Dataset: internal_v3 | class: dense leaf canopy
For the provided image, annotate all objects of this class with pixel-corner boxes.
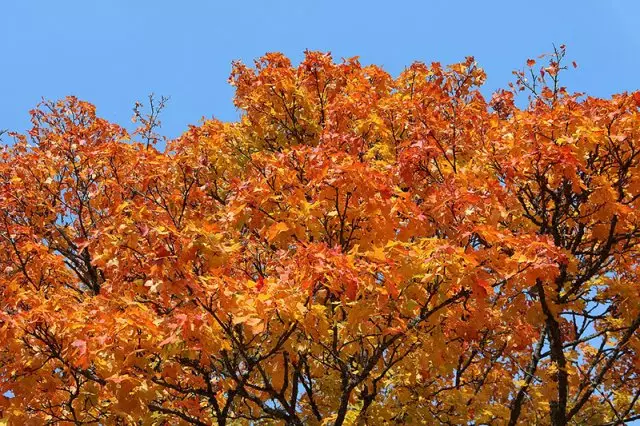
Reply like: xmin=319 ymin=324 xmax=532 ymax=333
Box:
xmin=1 ymin=48 xmax=640 ymax=425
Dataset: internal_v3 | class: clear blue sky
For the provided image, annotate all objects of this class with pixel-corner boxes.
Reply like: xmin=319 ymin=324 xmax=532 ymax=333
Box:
xmin=1 ymin=0 xmax=639 ymax=139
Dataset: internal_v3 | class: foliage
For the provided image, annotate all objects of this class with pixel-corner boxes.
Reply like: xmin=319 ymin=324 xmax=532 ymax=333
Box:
xmin=1 ymin=47 xmax=640 ymax=425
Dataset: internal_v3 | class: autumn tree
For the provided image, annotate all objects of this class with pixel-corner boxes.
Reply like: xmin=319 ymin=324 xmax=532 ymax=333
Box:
xmin=1 ymin=47 xmax=640 ymax=425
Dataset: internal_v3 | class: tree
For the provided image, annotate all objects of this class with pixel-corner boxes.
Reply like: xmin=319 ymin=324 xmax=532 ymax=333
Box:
xmin=1 ymin=47 xmax=640 ymax=425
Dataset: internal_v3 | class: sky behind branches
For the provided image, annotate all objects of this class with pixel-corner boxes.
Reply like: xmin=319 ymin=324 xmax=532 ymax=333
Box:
xmin=1 ymin=0 xmax=639 ymax=139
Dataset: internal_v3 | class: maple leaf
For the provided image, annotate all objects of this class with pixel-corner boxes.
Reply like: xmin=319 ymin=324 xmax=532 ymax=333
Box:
xmin=71 ymin=339 xmax=90 ymax=368
xmin=265 ymin=222 xmax=290 ymax=241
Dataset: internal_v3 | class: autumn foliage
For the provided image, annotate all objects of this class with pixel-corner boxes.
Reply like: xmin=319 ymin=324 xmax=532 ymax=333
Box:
xmin=2 ymin=47 xmax=640 ymax=425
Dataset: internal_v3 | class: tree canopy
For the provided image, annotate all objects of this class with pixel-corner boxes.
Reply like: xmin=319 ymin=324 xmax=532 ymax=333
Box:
xmin=1 ymin=47 xmax=640 ymax=425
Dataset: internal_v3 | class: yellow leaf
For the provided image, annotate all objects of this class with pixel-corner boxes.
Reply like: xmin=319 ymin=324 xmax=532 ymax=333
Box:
xmin=367 ymin=246 xmax=386 ymax=262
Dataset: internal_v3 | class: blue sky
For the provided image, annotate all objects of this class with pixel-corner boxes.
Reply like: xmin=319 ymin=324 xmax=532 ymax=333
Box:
xmin=1 ymin=0 xmax=639 ymax=139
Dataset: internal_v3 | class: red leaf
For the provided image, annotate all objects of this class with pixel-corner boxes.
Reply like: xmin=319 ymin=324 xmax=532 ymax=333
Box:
xmin=256 ymin=276 xmax=265 ymax=292
xmin=474 ymin=278 xmax=490 ymax=297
